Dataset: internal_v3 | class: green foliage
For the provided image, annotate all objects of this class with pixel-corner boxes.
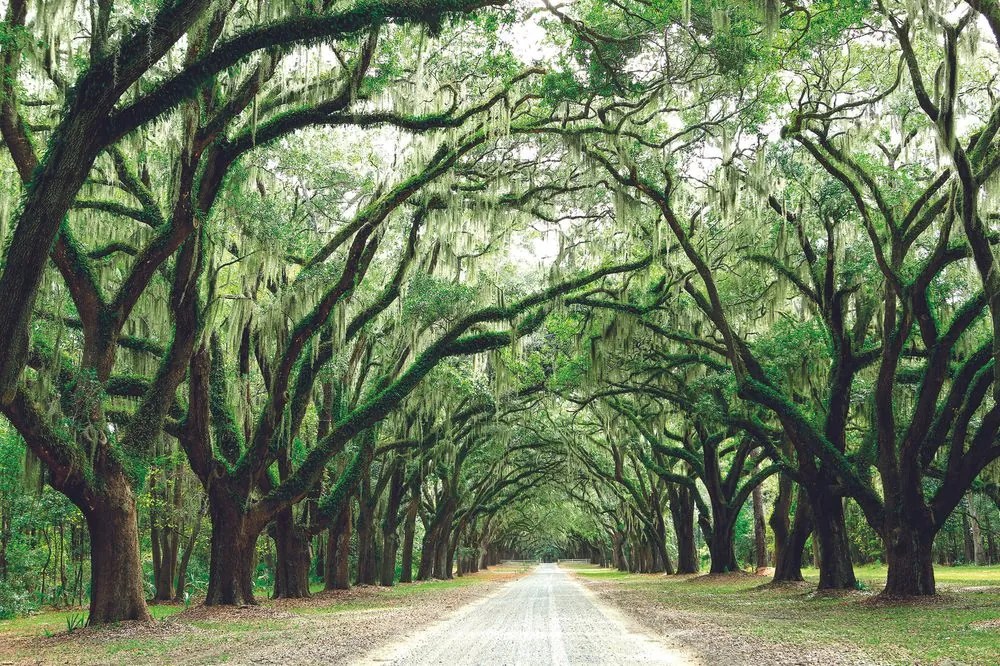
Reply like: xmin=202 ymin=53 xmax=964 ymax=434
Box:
xmin=845 ymin=499 xmax=883 ymax=564
xmin=402 ymin=273 xmax=476 ymax=327
xmin=0 ymin=429 xmax=88 ymax=618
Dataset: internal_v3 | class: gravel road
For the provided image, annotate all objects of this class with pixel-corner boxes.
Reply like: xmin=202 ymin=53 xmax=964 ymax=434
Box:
xmin=362 ymin=563 xmax=694 ymax=665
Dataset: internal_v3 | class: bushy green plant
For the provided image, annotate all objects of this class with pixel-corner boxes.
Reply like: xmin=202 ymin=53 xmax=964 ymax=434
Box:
xmin=0 ymin=585 xmax=37 ymax=620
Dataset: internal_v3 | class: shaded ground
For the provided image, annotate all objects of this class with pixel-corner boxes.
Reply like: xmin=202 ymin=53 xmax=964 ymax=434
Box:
xmin=0 ymin=564 xmax=528 ymax=665
xmin=569 ymin=563 xmax=1000 ymax=666
xmin=364 ymin=563 xmax=693 ymax=665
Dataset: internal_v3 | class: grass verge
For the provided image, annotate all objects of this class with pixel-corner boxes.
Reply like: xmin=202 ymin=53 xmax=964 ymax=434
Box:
xmin=571 ymin=563 xmax=1000 ymax=665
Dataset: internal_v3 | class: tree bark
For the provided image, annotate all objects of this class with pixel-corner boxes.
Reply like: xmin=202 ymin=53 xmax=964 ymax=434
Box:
xmin=205 ymin=493 xmax=257 ymax=606
xmin=962 ymin=511 xmax=975 ymax=563
xmin=150 ymin=462 xmax=181 ymax=602
xmin=445 ymin=521 xmax=463 ymax=579
xmin=325 ymin=505 xmax=352 ymax=591
xmin=379 ymin=466 xmax=405 ymax=586
xmin=419 ymin=505 xmax=453 ymax=580
xmin=417 ymin=522 xmax=438 ymax=580
xmin=707 ymin=517 xmax=739 ymax=574
xmin=650 ymin=502 xmax=674 ymax=574
xmin=84 ymin=473 xmax=152 ymax=623
xmin=968 ymin=492 xmax=985 ymax=565
xmin=752 ymin=485 xmax=767 ymax=570
xmin=883 ymin=518 xmax=935 ymax=596
xmin=271 ymin=507 xmax=311 ymax=599
xmin=399 ymin=490 xmax=419 ymax=583
xmin=355 ymin=488 xmax=378 ymax=586
xmin=669 ymin=485 xmax=699 ymax=574
xmin=433 ymin=519 xmax=453 ymax=579
xmin=314 ymin=534 xmax=325 ymax=579
xmin=771 ymin=485 xmax=810 ymax=583
xmin=810 ymin=490 xmax=856 ymax=590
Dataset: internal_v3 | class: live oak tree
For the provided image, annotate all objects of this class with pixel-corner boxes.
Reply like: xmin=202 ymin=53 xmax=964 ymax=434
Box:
xmin=3 ymin=0 xmax=1000 ymax=627
xmin=560 ymin=0 xmax=1000 ymax=595
xmin=172 ymin=103 xmax=655 ymax=602
xmin=0 ymin=0 xmax=520 ymax=623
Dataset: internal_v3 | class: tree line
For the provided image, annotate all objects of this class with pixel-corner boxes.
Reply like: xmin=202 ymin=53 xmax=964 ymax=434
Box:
xmin=1 ymin=0 xmax=1000 ymax=626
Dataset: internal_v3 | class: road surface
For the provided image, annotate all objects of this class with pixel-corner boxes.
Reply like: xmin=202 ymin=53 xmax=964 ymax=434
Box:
xmin=361 ymin=563 xmax=694 ymax=665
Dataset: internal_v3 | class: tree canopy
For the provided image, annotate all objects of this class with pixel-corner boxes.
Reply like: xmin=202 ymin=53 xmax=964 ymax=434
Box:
xmin=2 ymin=0 xmax=1000 ymax=630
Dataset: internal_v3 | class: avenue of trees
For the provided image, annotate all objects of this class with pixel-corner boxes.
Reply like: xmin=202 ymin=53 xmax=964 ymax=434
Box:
xmin=2 ymin=0 xmax=1000 ymax=627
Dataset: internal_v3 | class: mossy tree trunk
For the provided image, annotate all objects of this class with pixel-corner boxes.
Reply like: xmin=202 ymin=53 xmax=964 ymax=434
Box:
xmin=204 ymin=482 xmax=260 ymax=606
xmin=85 ymin=471 xmax=152 ymax=624
xmin=271 ymin=507 xmax=312 ymax=599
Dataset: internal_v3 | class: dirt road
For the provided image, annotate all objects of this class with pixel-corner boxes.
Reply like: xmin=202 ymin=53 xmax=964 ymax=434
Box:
xmin=362 ymin=563 xmax=694 ymax=665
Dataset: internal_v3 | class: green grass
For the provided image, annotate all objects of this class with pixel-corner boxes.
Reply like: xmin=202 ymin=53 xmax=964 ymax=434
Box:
xmin=801 ymin=563 xmax=1000 ymax=589
xmin=296 ymin=576 xmax=481 ymax=614
xmin=572 ymin=564 xmax=1000 ymax=665
xmin=0 ymin=603 xmax=183 ymax=635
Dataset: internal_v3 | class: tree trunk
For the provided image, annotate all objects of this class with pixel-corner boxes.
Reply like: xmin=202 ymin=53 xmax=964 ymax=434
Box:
xmin=417 ymin=529 xmax=436 ymax=580
xmin=153 ymin=529 xmax=178 ymax=601
xmin=752 ymin=485 xmax=767 ymax=570
xmin=271 ymin=507 xmax=311 ymax=599
xmin=325 ymin=505 xmax=352 ymax=591
xmin=479 ymin=536 xmax=491 ymax=570
xmin=434 ymin=523 xmax=452 ymax=579
xmin=380 ymin=466 xmax=405 ymax=587
xmin=986 ymin=512 xmax=998 ymax=564
xmin=650 ymin=507 xmax=674 ymax=574
xmin=883 ymin=519 xmax=936 ymax=596
xmin=418 ymin=514 xmax=443 ymax=580
xmin=149 ymin=466 xmax=176 ymax=602
xmin=355 ymin=495 xmax=377 ymax=586
xmin=205 ymin=494 xmax=257 ymax=606
xmin=968 ymin=492 xmax=985 ymax=565
xmin=400 ymin=491 xmax=418 ymax=583
xmin=151 ymin=509 xmax=163 ymax=599
xmin=613 ymin=532 xmax=627 ymax=571
xmin=84 ymin=474 xmax=152 ymax=624
xmin=962 ymin=511 xmax=976 ymax=563
xmin=669 ymin=485 xmax=699 ymax=574
xmin=707 ymin=516 xmax=739 ymax=574
xmin=445 ymin=523 xmax=462 ymax=579
xmin=810 ymin=490 xmax=856 ymax=590
xmin=314 ymin=534 xmax=325 ymax=579
xmin=772 ymin=486 xmax=810 ymax=583
xmin=174 ymin=497 xmax=206 ymax=602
